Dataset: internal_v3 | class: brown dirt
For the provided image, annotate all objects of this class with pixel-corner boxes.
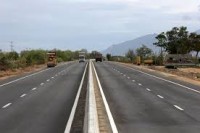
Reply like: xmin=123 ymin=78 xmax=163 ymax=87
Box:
xmin=0 ymin=64 xmax=46 ymax=80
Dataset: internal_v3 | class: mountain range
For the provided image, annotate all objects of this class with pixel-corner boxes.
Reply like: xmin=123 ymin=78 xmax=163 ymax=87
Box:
xmin=102 ymin=29 xmax=200 ymax=56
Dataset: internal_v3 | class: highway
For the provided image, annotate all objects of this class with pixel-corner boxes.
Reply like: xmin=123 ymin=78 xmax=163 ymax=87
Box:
xmin=1 ymin=60 xmax=200 ymax=133
xmin=94 ymin=61 xmax=200 ymax=133
xmin=0 ymin=61 xmax=87 ymax=133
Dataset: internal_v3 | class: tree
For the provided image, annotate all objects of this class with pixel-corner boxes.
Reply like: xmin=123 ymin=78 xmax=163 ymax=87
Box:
xmin=125 ymin=49 xmax=135 ymax=62
xmin=154 ymin=32 xmax=167 ymax=64
xmin=136 ymin=45 xmax=152 ymax=61
xmin=106 ymin=54 xmax=111 ymax=61
xmin=154 ymin=26 xmax=191 ymax=54
xmin=189 ymin=32 xmax=200 ymax=61
xmin=7 ymin=51 xmax=19 ymax=60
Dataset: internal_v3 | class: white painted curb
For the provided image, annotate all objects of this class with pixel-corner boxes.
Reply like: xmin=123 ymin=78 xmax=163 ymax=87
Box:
xmin=86 ymin=60 xmax=99 ymax=133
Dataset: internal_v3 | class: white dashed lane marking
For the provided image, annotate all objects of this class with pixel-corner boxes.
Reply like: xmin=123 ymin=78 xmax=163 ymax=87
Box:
xmin=46 ymin=79 xmax=50 ymax=82
xmin=40 ymin=83 xmax=44 ymax=86
xmin=32 ymin=87 xmax=37 ymax=91
xmin=2 ymin=103 xmax=12 ymax=109
xmin=127 ymin=77 xmax=130 ymax=79
xmin=51 ymin=77 xmax=54 ymax=79
xmin=138 ymin=83 xmax=142 ymax=86
xmin=174 ymin=105 xmax=184 ymax=111
xmin=146 ymin=88 xmax=151 ymax=91
xmin=20 ymin=94 xmax=27 ymax=98
xmin=157 ymin=95 xmax=164 ymax=99
xmin=132 ymin=80 xmax=135 ymax=82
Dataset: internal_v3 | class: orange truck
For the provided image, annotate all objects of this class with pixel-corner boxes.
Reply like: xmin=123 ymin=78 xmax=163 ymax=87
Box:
xmin=47 ymin=51 xmax=57 ymax=67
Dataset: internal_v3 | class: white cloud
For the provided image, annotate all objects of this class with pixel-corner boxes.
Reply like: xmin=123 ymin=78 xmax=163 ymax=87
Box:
xmin=0 ymin=0 xmax=200 ymax=51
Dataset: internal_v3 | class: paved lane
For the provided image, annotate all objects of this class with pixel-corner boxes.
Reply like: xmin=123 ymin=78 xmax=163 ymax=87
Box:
xmin=0 ymin=61 xmax=87 ymax=133
xmin=94 ymin=61 xmax=200 ymax=133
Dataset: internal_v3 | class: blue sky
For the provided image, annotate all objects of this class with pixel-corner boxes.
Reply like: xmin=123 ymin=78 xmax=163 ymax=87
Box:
xmin=0 ymin=0 xmax=200 ymax=52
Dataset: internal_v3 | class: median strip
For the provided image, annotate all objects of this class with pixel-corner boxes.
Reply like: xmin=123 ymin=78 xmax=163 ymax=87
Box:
xmin=84 ymin=61 xmax=99 ymax=133
xmin=92 ymin=61 xmax=118 ymax=133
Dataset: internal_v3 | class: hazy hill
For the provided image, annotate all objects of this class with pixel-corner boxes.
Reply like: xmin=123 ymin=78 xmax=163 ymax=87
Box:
xmin=196 ymin=29 xmax=200 ymax=34
xmin=102 ymin=34 xmax=158 ymax=56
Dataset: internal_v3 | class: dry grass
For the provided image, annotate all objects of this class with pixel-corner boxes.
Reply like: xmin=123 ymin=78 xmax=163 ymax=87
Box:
xmin=0 ymin=64 xmax=46 ymax=80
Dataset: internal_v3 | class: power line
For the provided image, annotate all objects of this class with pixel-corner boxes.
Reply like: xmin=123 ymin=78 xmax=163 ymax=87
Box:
xmin=10 ymin=41 xmax=14 ymax=51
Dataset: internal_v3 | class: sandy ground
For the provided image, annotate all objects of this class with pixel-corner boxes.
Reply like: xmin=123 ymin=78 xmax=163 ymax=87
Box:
xmin=0 ymin=64 xmax=46 ymax=80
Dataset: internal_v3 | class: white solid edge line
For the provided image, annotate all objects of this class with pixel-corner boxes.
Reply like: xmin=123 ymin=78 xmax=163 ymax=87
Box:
xmin=2 ymin=103 xmax=12 ymax=108
xmin=0 ymin=61 xmax=75 ymax=88
xmin=92 ymin=62 xmax=118 ymax=133
xmin=88 ymin=61 xmax=99 ymax=133
xmin=174 ymin=105 xmax=184 ymax=111
xmin=119 ymin=63 xmax=200 ymax=94
xmin=157 ymin=95 xmax=164 ymax=99
xmin=0 ymin=68 xmax=49 ymax=87
xmin=64 ymin=62 xmax=88 ymax=133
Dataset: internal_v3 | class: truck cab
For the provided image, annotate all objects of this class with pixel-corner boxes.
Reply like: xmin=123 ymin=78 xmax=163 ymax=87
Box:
xmin=79 ymin=52 xmax=85 ymax=63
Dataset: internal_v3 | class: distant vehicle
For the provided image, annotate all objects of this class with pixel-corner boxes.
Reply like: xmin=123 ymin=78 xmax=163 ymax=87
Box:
xmin=79 ymin=51 xmax=85 ymax=63
xmin=144 ymin=59 xmax=153 ymax=65
xmin=47 ymin=51 xmax=57 ymax=67
xmin=95 ymin=52 xmax=103 ymax=62
xmin=164 ymin=54 xmax=195 ymax=68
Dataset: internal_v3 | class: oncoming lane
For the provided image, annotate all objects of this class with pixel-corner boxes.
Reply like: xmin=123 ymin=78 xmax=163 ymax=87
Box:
xmin=0 ymin=61 xmax=87 ymax=133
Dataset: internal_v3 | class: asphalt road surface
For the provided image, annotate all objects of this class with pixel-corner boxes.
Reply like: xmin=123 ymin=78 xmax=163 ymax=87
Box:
xmin=0 ymin=61 xmax=87 ymax=133
xmin=94 ymin=61 xmax=200 ymax=133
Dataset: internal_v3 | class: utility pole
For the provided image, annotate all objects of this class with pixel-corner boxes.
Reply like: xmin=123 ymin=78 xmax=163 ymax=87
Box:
xmin=10 ymin=41 xmax=14 ymax=52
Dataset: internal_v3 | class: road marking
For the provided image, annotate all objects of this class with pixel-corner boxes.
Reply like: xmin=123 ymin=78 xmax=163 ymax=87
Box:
xmin=127 ymin=77 xmax=130 ymax=79
xmin=138 ymin=83 xmax=142 ymax=86
xmin=32 ymin=87 xmax=37 ymax=91
xmin=121 ymin=73 xmax=123 ymax=75
xmin=174 ymin=105 xmax=184 ymax=111
xmin=64 ymin=62 xmax=88 ymax=133
xmin=121 ymin=64 xmax=200 ymax=94
xmin=20 ymin=94 xmax=27 ymax=98
xmin=46 ymin=79 xmax=50 ymax=82
xmin=132 ymin=80 xmax=135 ymax=82
xmin=157 ymin=95 xmax=164 ymax=99
xmin=0 ymin=68 xmax=50 ymax=87
xmin=124 ymin=74 xmax=126 ymax=77
xmin=146 ymin=88 xmax=151 ymax=91
xmin=40 ymin=83 xmax=44 ymax=86
xmin=51 ymin=77 xmax=54 ymax=79
xmin=92 ymin=62 xmax=118 ymax=133
xmin=2 ymin=103 xmax=12 ymax=109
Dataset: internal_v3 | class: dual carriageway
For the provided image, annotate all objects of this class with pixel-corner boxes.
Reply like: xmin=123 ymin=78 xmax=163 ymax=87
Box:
xmin=0 ymin=60 xmax=200 ymax=133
